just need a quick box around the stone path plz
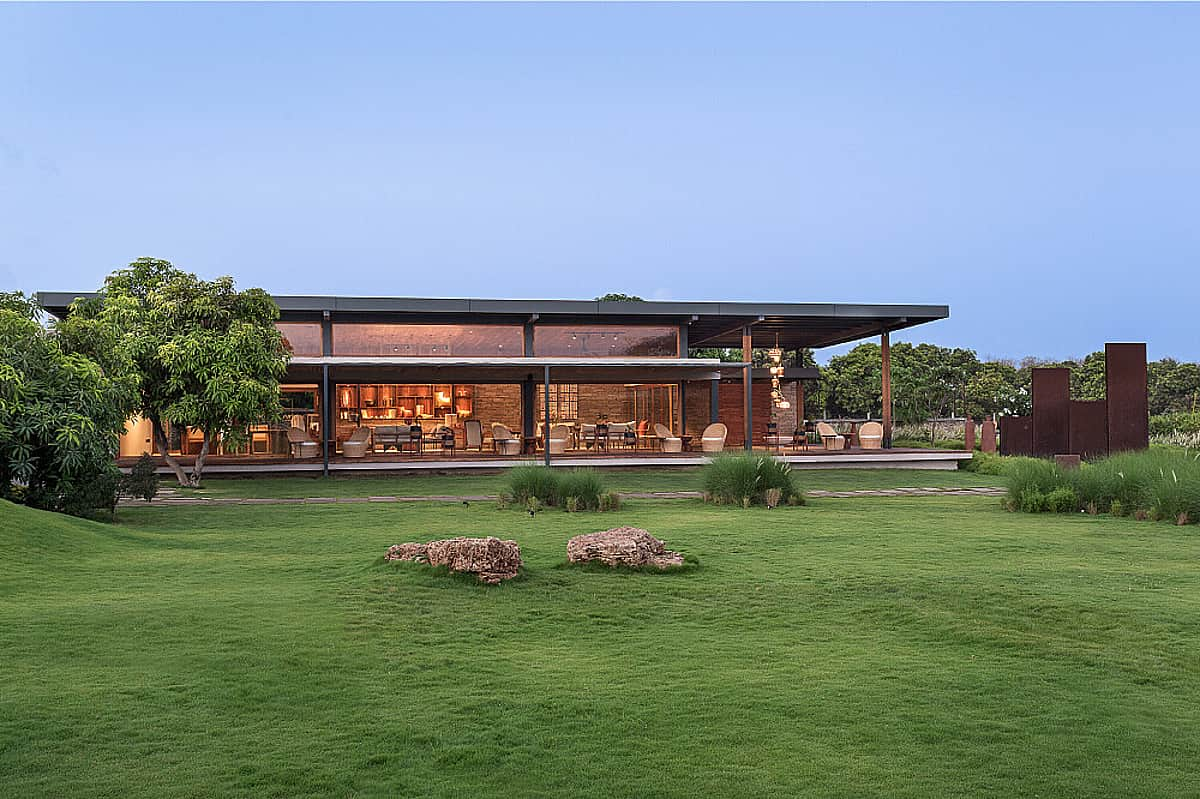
[120,486,1004,508]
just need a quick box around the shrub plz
[1149,413,1200,437]
[1045,486,1080,514]
[119,454,160,502]
[507,465,561,506]
[1005,457,1068,512]
[962,451,1009,475]
[1006,449,1200,524]
[701,454,802,507]
[505,466,609,511]
[557,469,604,511]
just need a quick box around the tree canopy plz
[1,292,136,516]
[77,258,290,487]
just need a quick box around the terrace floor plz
[121,446,973,474]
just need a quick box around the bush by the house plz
[119,453,160,502]
[506,466,613,511]
[701,453,803,507]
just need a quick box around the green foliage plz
[962,451,1009,475]
[507,466,610,511]
[1150,413,1200,436]
[76,258,290,487]
[119,453,160,502]
[557,468,604,511]
[1148,358,1200,415]
[701,454,802,507]
[508,465,561,506]
[594,293,645,302]
[1005,458,1069,513]
[1,292,136,517]
[1005,449,1200,524]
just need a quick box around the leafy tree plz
[594,293,645,302]
[1149,358,1200,415]
[0,292,136,517]
[80,258,290,487]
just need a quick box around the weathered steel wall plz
[1069,400,1108,459]
[1105,342,1149,452]
[1000,415,1033,456]
[1032,368,1071,456]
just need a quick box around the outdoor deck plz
[123,447,972,474]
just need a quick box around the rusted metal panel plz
[1000,416,1033,456]
[1105,343,1149,452]
[1069,400,1108,459]
[1032,368,1071,456]
[981,420,997,453]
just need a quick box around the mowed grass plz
[2,496,1198,798]
[183,467,999,499]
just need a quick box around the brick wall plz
[471,384,522,432]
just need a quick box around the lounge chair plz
[287,426,320,459]
[654,423,682,453]
[341,426,372,458]
[816,422,846,451]
[701,423,727,453]
[547,424,571,455]
[463,419,483,452]
[491,423,522,455]
[858,421,884,449]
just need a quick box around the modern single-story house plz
[36,293,962,471]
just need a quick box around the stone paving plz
[119,485,1004,508]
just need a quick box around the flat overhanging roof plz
[35,292,948,349]
[285,356,746,383]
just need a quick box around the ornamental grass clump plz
[1005,448,1200,524]
[701,453,803,507]
[507,465,561,506]
[557,468,604,511]
[506,466,610,511]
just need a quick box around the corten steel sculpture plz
[999,342,1148,459]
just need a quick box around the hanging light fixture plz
[769,334,790,409]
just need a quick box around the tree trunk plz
[190,431,215,487]
[151,417,191,487]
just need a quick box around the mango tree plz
[84,259,290,487]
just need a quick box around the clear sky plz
[2,2,1197,362]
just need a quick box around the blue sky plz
[2,2,1197,362]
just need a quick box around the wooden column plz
[742,326,753,451]
[881,328,892,449]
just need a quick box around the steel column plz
[881,328,892,449]
[543,365,551,466]
[321,364,330,477]
[743,326,753,450]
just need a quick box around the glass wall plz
[335,383,474,451]
[276,323,323,356]
[118,384,321,458]
[533,325,679,357]
[332,324,523,357]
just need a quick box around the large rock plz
[385,537,521,584]
[566,527,685,569]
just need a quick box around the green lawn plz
[181,467,1000,499]
[3,496,1198,797]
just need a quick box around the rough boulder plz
[566,527,685,569]
[385,537,522,584]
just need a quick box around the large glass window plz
[276,323,323,356]
[332,324,523,357]
[533,325,679,357]
[536,383,579,422]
